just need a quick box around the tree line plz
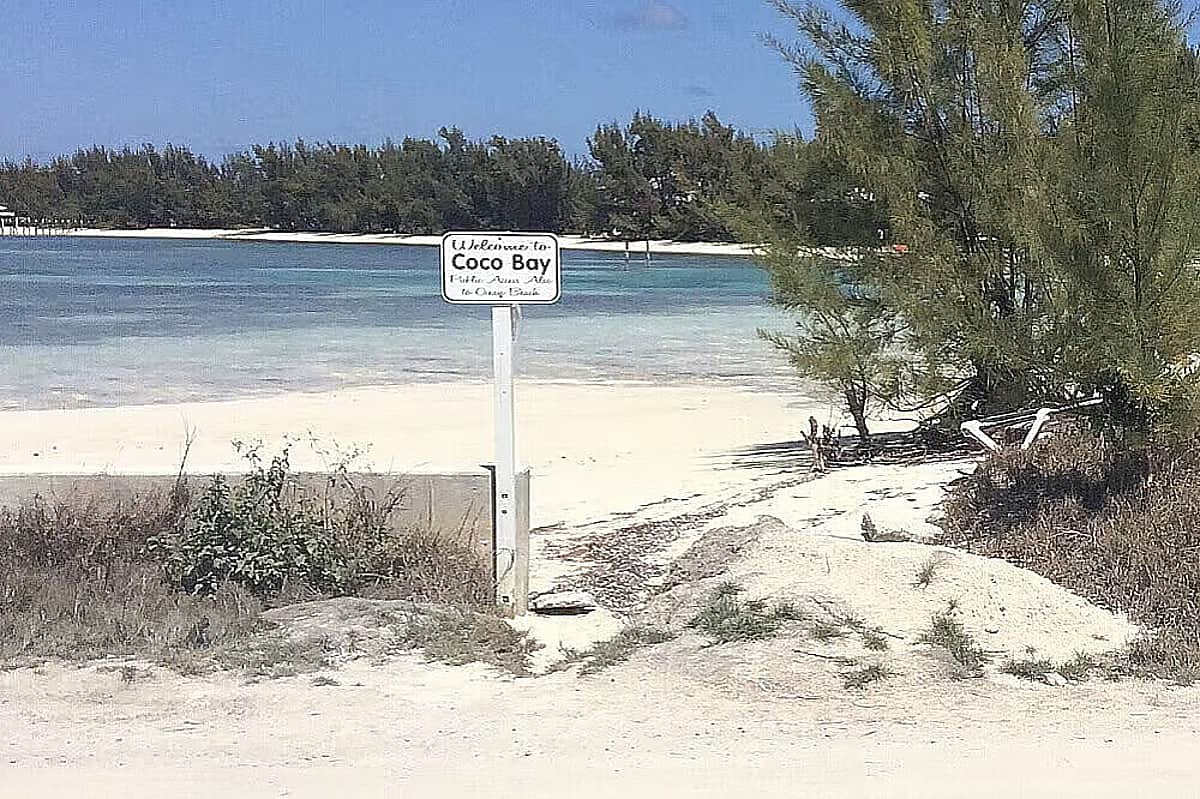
[0,113,883,245]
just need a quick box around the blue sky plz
[0,0,812,162]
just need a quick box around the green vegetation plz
[913,556,945,590]
[149,445,489,603]
[919,607,991,678]
[0,448,495,672]
[562,626,678,676]
[1001,656,1056,682]
[0,112,879,246]
[687,583,809,644]
[859,628,890,652]
[1058,652,1099,683]
[1002,651,1099,684]
[809,619,848,642]
[389,604,536,677]
[842,663,895,690]
[759,0,1200,440]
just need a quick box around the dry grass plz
[388,604,537,676]
[1001,655,1055,681]
[942,428,1200,680]
[913,555,945,589]
[808,607,892,650]
[0,463,495,672]
[0,487,264,667]
[1002,651,1099,684]
[810,619,849,641]
[1058,652,1099,682]
[842,663,895,689]
[859,628,890,651]
[560,627,677,676]
[0,561,266,667]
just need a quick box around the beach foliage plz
[842,662,896,689]
[0,450,494,669]
[919,606,992,678]
[557,626,678,676]
[764,0,1200,440]
[149,445,492,603]
[0,485,266,666]
[151,448,341,597]
[757,236,909,440]
[942,426,1200,682]
[687,585,807,644]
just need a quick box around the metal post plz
[492,304,518,609]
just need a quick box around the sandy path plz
[2,651,1197,798]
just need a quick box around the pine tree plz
[769,0,1067,417]
[758,242,909,441]
[1041,0,1200,436]
[766,0,1200,440]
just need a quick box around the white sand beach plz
[64,227,760,257]
[0,377,1187,798]
[0,380,837,601]
[2,378,1196,796]
[0,378,1134,656]
[0,380,819,532]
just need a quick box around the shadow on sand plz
[723,430,979,473]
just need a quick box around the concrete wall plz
[0,469,530,612]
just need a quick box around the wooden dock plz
[0,206,75,236]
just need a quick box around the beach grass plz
[0,455,495,673]
[943,428,1200,682]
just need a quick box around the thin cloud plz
[684,85,715,98]
[612,2,689,32]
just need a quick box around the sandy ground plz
[3,649,1198,799]
[63,227,760,257]
[1,381,1196,795]
[0,382,823,525]
[0,380,830,592]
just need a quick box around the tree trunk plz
[844,384,871,443]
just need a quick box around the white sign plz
[440,232,561,305]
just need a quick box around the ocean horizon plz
[0,237,795,410]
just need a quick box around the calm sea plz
[0,237,794,410]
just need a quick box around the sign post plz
[491,304,517,607]
[440,232,561,612]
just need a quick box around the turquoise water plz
[0,237,794,409]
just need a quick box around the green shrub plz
[842,663,895,689]
[919,608,990,677]
[147,446,492,603]
[687,586,806,644]
[151,449,340,597]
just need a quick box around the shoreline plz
[60,227,760,257]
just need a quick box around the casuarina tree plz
[763,0,1200,441]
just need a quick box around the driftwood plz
[803,416,841,472]
[960,397,1104,452]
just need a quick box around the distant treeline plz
[0,112,883,245]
